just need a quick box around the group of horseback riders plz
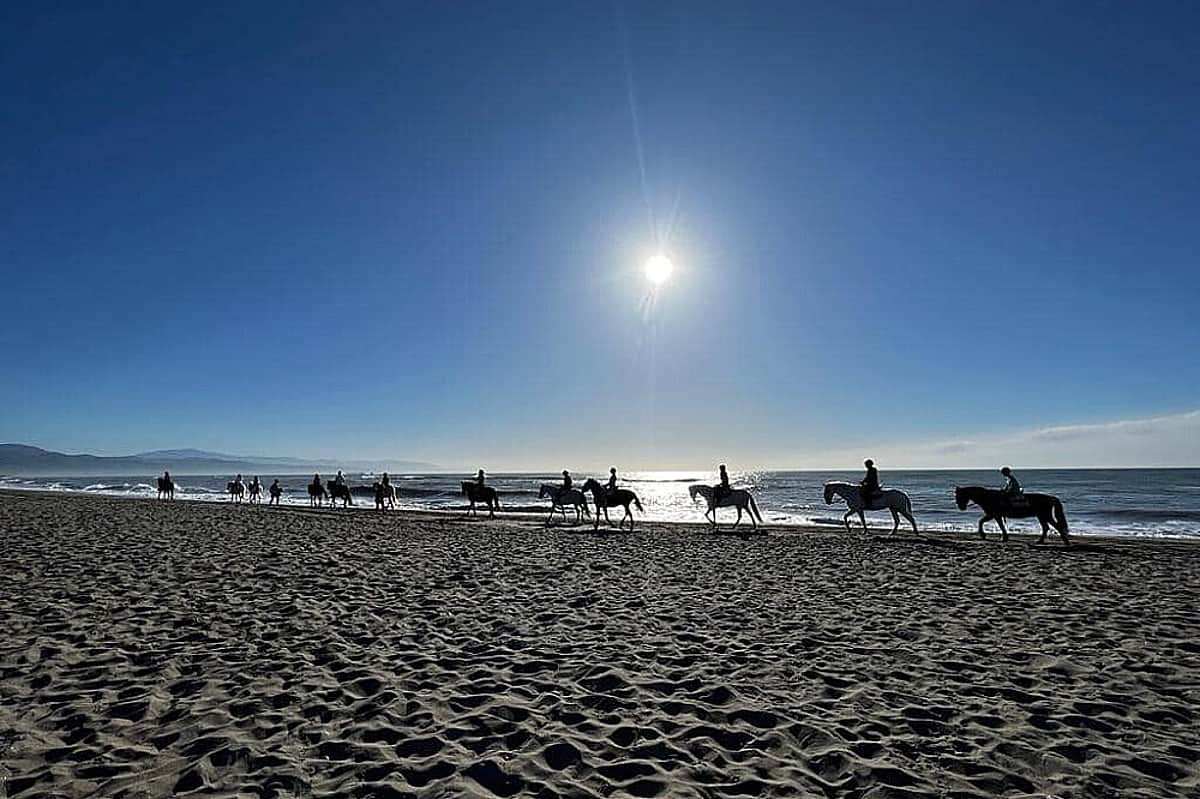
[858,459,1024,507]
[171,461,1029,515]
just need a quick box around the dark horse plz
[227,479,244,503]
[581,478,644,532]
[156,477,174,500]
[955,486,1070,546]
[307,480,327,507]
[328,482,353,508]
[462,482,499,518]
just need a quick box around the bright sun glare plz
[644,254,674,286]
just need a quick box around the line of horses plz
[155,473,1072,545]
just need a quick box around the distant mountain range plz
[0,444,439,476]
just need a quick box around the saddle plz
[1003,493,1029,510]
[861,490,884,510]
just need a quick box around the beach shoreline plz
[2,485,1198,549]
[2,490,1198,797]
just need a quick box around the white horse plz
[538,484,590,525]
[823,481,917,535]
[688,484,765,529]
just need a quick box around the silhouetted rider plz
[476,469,486,486]
[861,459,880,506]
[561,469,572,497]
[1000,466,1022,499]
[335,470,345,486]
[714,464,731,502]
[381,472,391,490]
[607,467,618,496]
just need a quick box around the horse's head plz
[954,486,969,510]
[581,478,600,493]
[823,482,835,505]
[538,484,550,499]
[688,484,702,502]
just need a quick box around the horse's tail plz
[1053,497,1070,543]
[749,494,764,523]
[633,494,644,512]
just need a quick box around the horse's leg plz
[890,509,900,535]
[858,510,867,534]
[733,506,742,528]
[997,516,1009,543]
[1038,514,1050,545]
[842,510,853,533]
[747,501,756,529]
[977,515,989,540]
[905,508,918,534]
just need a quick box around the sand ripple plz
[1,492,1199,797]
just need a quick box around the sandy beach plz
[1,490,1197,798]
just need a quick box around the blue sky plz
[2,2,1198,469]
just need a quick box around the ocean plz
[3,468,1198,539]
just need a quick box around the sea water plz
[3,468,1198,538]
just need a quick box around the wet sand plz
[1,490,1198,798]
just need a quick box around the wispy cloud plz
[775,409,1200,469]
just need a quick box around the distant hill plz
[0,444,440,476]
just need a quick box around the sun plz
[644,254,674,286]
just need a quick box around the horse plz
[823,481,917,535]
[156,477,174,500]
[688,484,765,530]
[955,486,1070,546]
[328,482,353,508]
[269,483,283,505]
[539,483,591,526]
[371,482,397,511]
[462,481,500,518]
[247,480,262,504]
[227,479,245,503]
[580,478,644,532]
[307,481,326,507]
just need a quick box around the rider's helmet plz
[865,459,874,467]
[719,463,727,470]
[1001,466,1011,476]
[563,470,569,476]
[610,467,616,474]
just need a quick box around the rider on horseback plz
[861,459,881,508]
[476,468,486,486]
[607,467,618,497]
[335,470,345,486]
[714,464,731,503]
[1000,466,1023,503]
[560,470,572,499]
